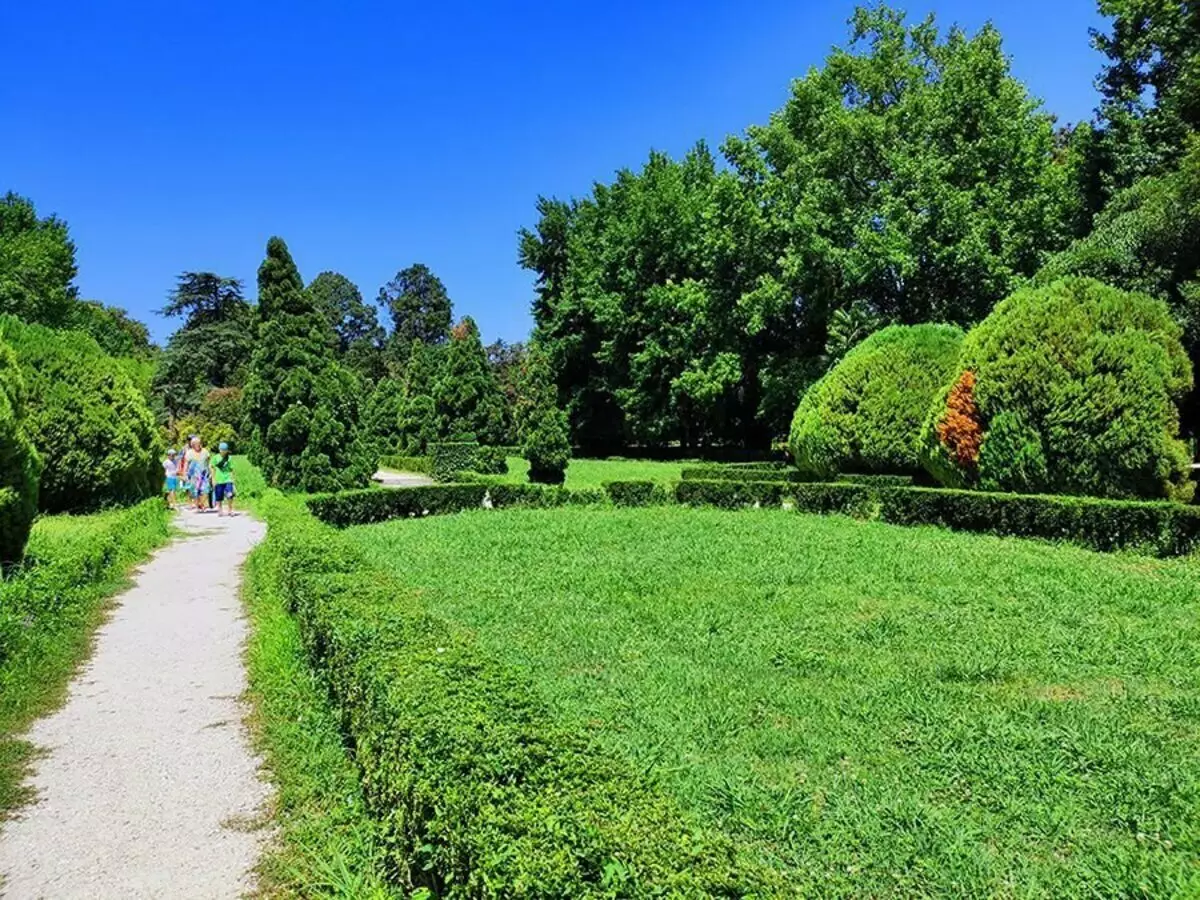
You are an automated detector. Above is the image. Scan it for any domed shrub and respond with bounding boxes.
[789,324,964,477]
[922,277,1194,501]
[0,337,41,567]
[0,316,160,513]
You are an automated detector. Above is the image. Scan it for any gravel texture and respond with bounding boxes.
[0,512,269,899]
[373,469,435,488]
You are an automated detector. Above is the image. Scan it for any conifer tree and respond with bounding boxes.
[243,237,373,491]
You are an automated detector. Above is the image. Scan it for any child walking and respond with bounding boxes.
[163,448,179,509]
[212,442,236,517]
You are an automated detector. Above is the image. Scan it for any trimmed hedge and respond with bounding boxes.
[430,441,478,482]
[679,467,915,488]
[603,481,669,506]
[676,479,876,518]
[310,477,1200,557]
[876,487,1200,557]
[674,479,1200,557]
[308,485,486,527]
[378,454,432,475]
[307,483,605,528]
[681,466,813,483]
[252,495,775,896]
[836,473,916,488]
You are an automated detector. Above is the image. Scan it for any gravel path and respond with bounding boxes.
[0,512,269,899]
[373,468,435,488]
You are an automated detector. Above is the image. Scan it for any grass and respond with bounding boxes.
[242,496,398,899]
[482,456,685,489]
[0,499,171,816]
[349,506,1200,897]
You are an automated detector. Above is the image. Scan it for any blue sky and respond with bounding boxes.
[1,0,1104,345]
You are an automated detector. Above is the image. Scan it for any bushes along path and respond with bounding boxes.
[0,512,268,899]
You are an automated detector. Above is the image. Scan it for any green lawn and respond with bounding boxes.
[349,506,1200,896]
[483,456,685,489]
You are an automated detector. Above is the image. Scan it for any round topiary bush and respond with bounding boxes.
[1,316,160,513]
[921,277,1194,501]
[789,324,965,477]
[0,337,41,567]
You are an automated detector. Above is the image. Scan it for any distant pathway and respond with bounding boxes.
[0,513,268,899]
[374,468,435,488]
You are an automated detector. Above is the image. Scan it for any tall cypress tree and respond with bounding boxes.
[243,237,373,491]
[433,317,507,443]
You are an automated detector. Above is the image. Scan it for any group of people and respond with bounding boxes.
[163,435,236,516]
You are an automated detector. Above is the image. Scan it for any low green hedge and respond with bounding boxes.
[836,473,916,488]
[312,477,1200,557]
[674,480,1200,557]
[604,481,670,506]
[378,454,432,475]
[430,441,478,482]
[675,480,875,518]
[308,485,487,526]
[679,467,915,488]
[680,466,814,483]
[307,483,605,527]
[253,495,774,897]
[877,487,1200,557]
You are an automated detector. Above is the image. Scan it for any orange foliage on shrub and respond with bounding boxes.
[936,370,983,469]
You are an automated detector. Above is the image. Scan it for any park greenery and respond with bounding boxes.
[2,1,1200,895]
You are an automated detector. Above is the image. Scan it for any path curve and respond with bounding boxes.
[373,468,435,488]
[0,512,268,900]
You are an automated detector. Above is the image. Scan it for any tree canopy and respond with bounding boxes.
[379,263,453,355]
[0,193,78,327]
[308,271,386,380]
[521,7,1078,452]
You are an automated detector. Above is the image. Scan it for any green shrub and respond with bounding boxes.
[473,445,509,475]
[1,315,159,513]
[378,454,432,475]
[790,324,964,478]
[603,481,669,506]
[523,406,571,485]
[922,277,1194,501]
[0,338,39,568]
[430,440,478,482]
[250,495,773,896]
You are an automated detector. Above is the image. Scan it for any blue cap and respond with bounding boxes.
[218,442,230,452]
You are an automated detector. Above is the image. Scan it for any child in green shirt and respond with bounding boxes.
[212,442,236,517]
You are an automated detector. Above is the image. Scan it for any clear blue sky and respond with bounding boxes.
[1,0,1104,346]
